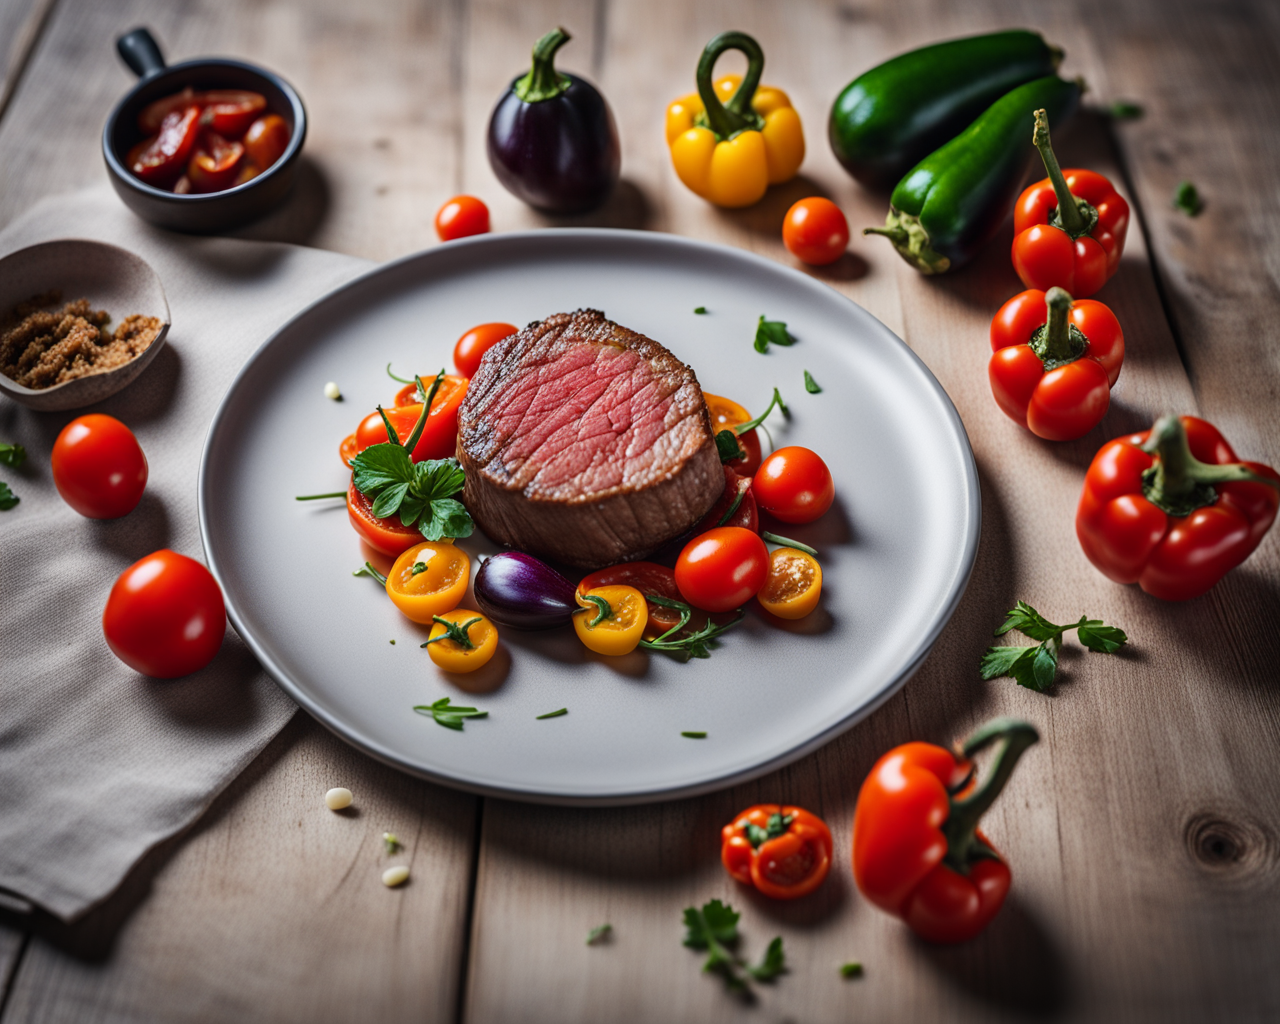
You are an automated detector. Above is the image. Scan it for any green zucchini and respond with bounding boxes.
[866,75,1081,275]
[829,30,1063,189]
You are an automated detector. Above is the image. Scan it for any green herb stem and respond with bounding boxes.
[296,491,347,501]
[761,531,818,557]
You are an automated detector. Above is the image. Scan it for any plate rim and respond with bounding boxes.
[197,227,981,806]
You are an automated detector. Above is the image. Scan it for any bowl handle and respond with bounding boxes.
[117,28,167,79]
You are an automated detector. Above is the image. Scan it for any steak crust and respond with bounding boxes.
[458,309,722,569]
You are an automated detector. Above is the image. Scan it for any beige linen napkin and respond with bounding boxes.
[0,186,371,920]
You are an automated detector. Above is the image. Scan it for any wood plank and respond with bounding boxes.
[0,0,57,125]
[463,1,1280,1020]
[3,715,478,1024]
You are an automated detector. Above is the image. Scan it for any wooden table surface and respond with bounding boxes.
[2,0,1278,1020]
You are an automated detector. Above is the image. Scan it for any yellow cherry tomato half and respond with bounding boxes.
[386,541,470,623]
[573,585,648,656]
[756,547,822,620]
[424,609,498,673]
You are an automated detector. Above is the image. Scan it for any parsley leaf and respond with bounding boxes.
[586,923,612,945]
[0,443,25,469]
[803,370,821,394]
[1109,100,1144,120]
[682,900,784,993]
[413,696,488,730]
[0,481,17,511]
[715,429,746,463]
[694,306,707,315]
[349,443,473,540]
[981,602,1127,692]
[1173,180,1203,216]
[754,316,796,353]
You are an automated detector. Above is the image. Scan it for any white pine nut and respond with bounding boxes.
[324,787,353,810]
[382,865,410,887]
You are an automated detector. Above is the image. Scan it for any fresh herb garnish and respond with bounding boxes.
[754,316,796,353]
[803,370,821,394]
[715,429,746,463]
[573,594,612,628]
[639,595,744,660]
[682,899,785,992]
[354,562,388,585]
[296,491,347,501]
[383,832,401,854]
[422,615,482,650]
[0,481,17,510]
[840,962,863,979]
[537,708,568,720]
[733,388,789,434]
[349,377,473,540]
[586,923,612,944]
[744,812,795,848]
[1109,100,1144,120]
[0,443,26,469]
[760,531,818,557]
[682,731,708,739]
[1173,180,1203,217]
[716,485,746,526]
[980,601,1128,692]
[413,696,488,730]
[693,306,708,315]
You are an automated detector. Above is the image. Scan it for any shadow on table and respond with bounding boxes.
[914,893,1071,1018]
[229,156,332,248]
[534,179,655,231]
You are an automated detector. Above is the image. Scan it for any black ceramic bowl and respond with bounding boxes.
[102,28,307,233]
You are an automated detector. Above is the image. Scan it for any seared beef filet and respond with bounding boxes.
[458,309,722,569]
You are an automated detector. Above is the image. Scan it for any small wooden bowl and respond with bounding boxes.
[0,239,171,411]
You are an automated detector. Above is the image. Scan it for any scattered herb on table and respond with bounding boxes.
[0,481,17,511]
[754,316,796,353]
[383,832,401,854]
[682,899,785,993]
[0,443,25,468]
[586,923,612,945]
[389,639,396,645]
[537,708,568,720]
[980,601,1128,692]
[1173,180,1203,216]
[354,562,388,585]
[803,370,821,394]
[413,696,488,731]
[840,962,863,979]
[694,306,708,315]
[682,731,708,739]
[1109,100,1143,120]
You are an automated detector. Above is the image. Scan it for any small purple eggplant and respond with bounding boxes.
[474,551,578,630]
[486,27,620,214]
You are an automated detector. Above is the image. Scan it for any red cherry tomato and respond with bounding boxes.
[243,114,290,170]
[52,414,148,519]
[130,105,202,187]
[347,480,425,556]
[354,374,469,462]
[435,195,490,241]
[674,526,769,613]
[197,90,268,137]
[753,446,835,524]
[102,550,226,678]
[782,197,850,266]
[454,322,517,377]
[186,131,245,193]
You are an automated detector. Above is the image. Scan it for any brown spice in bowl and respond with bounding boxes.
[0,291,163,389]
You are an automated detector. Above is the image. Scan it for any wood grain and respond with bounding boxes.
[0,0,57,124]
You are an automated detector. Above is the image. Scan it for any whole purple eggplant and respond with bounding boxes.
[474,551,579,630]
[487,27,620,214]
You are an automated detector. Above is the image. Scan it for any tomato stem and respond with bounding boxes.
[1032,108,1097,240]
[1140,415,1279,517]
[422,615,481,649]
[942,718,1039,873]
[695,31,766,141]
[1030,287,1088,369]
[514,27,573,103]
[574,593,613,628]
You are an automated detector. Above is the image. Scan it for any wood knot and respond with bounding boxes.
[1184,811,1276,879]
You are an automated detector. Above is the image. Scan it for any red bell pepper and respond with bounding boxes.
[722,804,832,899]
[852,718,1038,944]
[989,286,1124,440]
[1011,109,1130,298]
[1077,415,1279,600]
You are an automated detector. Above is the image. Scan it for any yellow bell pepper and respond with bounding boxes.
[665,31,805,208]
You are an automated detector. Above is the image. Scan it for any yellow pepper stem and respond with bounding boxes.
[696,31,766,140]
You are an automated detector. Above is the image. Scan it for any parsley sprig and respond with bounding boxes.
[0,481,17,511]
[754,316,796,353]
[683,899,784,993]
[413,696,488,730]
[0,443,25,468]
[981,601,1128,692]
[639,595,744,661]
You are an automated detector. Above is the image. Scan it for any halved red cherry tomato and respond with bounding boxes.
[243,114,290,170]
[138,87,198,134]
[675,526,769,613]
[52,414,148,519]
[753,446,834,524]
[102,549,226,679]
[694,465,758,534]
[704,392,763,476]
[435,195,490,241]
[186,131,245,193]
[356,374,469,462]
[347,479,425,556]
[782,197,850,266]
[198,90,267,137]
[130,105,202,187]
[578,561,685,638]
[721,804,833,899]
[454,322,517,378]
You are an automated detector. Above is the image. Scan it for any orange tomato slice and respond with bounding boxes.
[704,391,763,475]
[424,609,498,673]
[385,541,470,623]
[757,547,822,619]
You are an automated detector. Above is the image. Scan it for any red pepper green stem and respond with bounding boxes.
[1140,415,1279,517]
[1030,286,1087,369]
[1032,108,1096,240]
[942,718,1039,873]
[514,27,573,103]
[696,31,766,141]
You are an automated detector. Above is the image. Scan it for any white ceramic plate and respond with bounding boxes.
[199,230,979,805]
